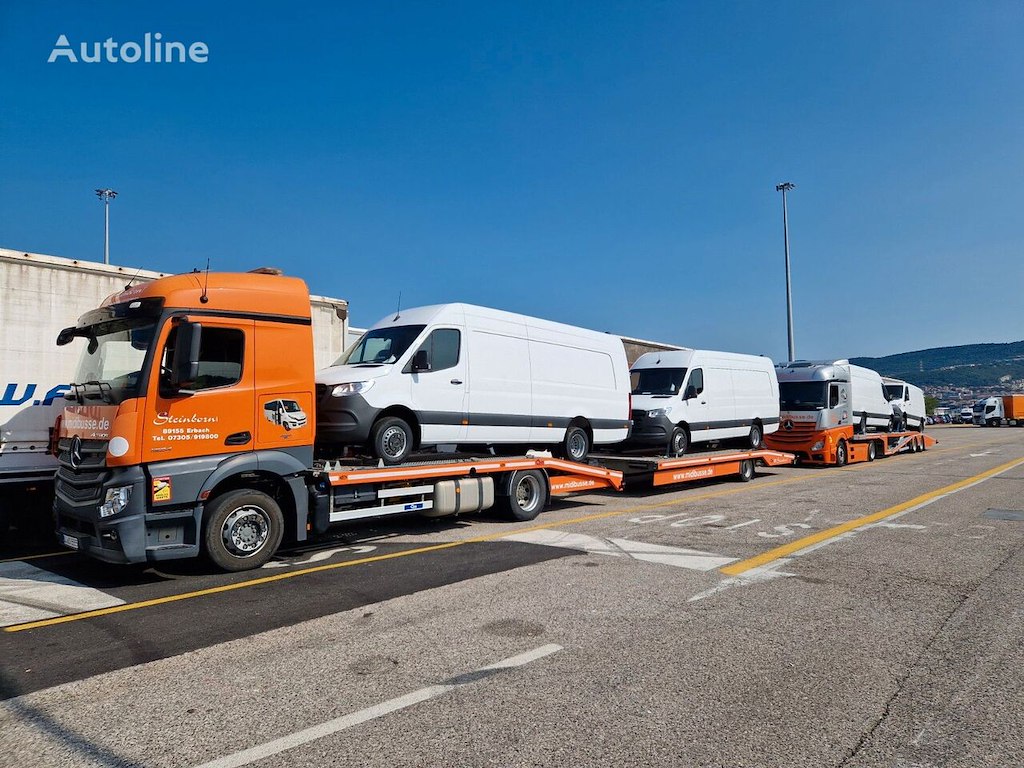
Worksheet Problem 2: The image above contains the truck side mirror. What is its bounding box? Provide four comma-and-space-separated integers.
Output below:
411, 349, 431, 373
171, 321, 202, 391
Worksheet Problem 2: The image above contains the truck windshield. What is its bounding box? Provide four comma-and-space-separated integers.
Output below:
631, 368, 686, 396
884, 384, 904, 401
338, 325, 427, 365
973, 402, 986, 413
779, 382, 829, 410
72, 319, 158, 403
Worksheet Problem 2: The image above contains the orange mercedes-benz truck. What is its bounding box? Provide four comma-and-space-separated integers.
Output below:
53, 270, 320, 569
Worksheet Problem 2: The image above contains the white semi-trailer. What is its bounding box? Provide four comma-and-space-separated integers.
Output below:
0, 248, 349, 544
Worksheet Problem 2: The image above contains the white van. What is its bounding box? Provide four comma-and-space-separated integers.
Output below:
849, 364, 895, 432
627, 349, 779, 456
315, 304, 632, 463
882, 378, 926, 432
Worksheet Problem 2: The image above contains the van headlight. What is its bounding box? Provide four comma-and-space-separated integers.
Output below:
100, 486, 133, 518
647, 407, 673, 418
331, 381, 374, 396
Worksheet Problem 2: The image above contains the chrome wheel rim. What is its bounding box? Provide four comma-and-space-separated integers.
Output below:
381, 426, 408, 458
671, 431, 686, 456
567, 430, 587, 460
222, 505, 271, 558
514, 475, 542, 514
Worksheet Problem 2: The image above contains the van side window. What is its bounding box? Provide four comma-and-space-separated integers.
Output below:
829, 384, 840, 408
687, 368, 703, 397
161, 326, 244, 391
416, 328, 461, 372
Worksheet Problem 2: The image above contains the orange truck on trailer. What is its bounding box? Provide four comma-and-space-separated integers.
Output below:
51, 269, 792, 571
766, 360, 934, 466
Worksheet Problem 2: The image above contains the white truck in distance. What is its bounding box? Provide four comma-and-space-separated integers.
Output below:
883, 377, 927, 432
973, 397, 1002, 427
316, 303, 632, 464
627, 349, 780, 456
0, 248, 349, 544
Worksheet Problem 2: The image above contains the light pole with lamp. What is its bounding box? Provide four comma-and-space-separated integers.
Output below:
776, 182, 796, 362
95, 188, 118, 265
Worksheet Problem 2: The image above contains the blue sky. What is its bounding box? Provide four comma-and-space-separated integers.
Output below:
1, 1, 1022, 360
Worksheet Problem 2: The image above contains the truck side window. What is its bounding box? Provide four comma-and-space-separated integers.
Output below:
415, 329, 461, 372
829, 385, 840, 408
687, 368, 703, 396
161, 326, 244, 391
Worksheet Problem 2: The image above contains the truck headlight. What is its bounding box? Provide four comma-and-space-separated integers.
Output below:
331, 380, 374, 397
811, 440, 825, 451
647, 407, 673, 418
100, 486, 133, 518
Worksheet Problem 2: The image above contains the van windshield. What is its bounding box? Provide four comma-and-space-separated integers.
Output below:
631, 368, 686, 396
339, 325, 426, 365
780, 382, 828, 410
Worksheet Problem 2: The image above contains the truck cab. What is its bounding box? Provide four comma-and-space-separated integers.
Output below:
53, 270, 317, 569
972, 397, 1003, 426
765, 360, 854, 465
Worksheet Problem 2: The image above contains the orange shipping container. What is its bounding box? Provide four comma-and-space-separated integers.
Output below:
1001, 394, 1024, 421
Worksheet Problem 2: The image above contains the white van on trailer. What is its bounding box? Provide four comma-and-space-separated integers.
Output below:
316, 303, 632, 464
627, 349, 780, 456
882, 377, 927, 432
848, 364, 895, 432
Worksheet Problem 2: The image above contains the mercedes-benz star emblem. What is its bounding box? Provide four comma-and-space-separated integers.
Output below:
69, 435, 84, 470
783, 419, 794, 431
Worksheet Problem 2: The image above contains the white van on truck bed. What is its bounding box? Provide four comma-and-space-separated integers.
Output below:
883, 377, 927, 432
627, 349, 779, 456
316, 303, 632, 463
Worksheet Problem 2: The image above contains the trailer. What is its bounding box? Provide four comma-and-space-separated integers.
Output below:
846, 431, 938, 463
592, 448, 795, 488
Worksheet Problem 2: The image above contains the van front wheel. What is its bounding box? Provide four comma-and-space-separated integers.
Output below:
372, 416, 413, 465
668, 427, 688, 457
559, 424, 591, 463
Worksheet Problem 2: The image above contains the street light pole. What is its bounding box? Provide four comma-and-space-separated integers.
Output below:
95, 188, 118, 265
775, 182, 796, 362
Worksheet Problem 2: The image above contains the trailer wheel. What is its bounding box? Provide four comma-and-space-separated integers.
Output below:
559, 424, 591, 463
668, 427, 689, 457
835, 439, 848, 467
736, 459, 755, 482
867, 441, 877, 461
372, 416, 414, 465
499, 470, 548, 522
202, 489, 284, 572
747, 422, 763, 450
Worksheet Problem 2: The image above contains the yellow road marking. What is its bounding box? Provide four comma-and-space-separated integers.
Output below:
0, 550, 73, 564
5, 473, 813, 633
720, 454, 1024, 576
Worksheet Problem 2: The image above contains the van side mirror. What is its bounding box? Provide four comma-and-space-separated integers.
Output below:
411, 349, 431, 373
170, 321, 202, 391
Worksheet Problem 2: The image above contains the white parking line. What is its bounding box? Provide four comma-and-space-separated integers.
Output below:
192, 643, 564, 768
504, 529, 737, 571
0, 561, 124, 627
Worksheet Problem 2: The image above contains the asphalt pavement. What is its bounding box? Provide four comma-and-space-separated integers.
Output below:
2, 424, 1023, 767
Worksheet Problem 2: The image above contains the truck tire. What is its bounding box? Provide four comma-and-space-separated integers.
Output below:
499, 470, 548, 522
203, 489, 285, 572
867, 441, 877, 461
835, 439, 848, 467
372, 416, 414, 465
736, 459, 755, 482
558, 424, 591, 463
668, 426, 689, 457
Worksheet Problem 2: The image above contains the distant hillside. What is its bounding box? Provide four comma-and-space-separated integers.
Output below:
851, 341, 1024, 389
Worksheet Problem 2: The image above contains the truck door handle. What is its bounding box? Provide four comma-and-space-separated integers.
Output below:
450, 379, 463, 385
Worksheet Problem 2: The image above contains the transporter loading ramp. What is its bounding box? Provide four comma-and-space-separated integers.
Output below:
847, 432, 938, 463
590, 448, 795, 488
